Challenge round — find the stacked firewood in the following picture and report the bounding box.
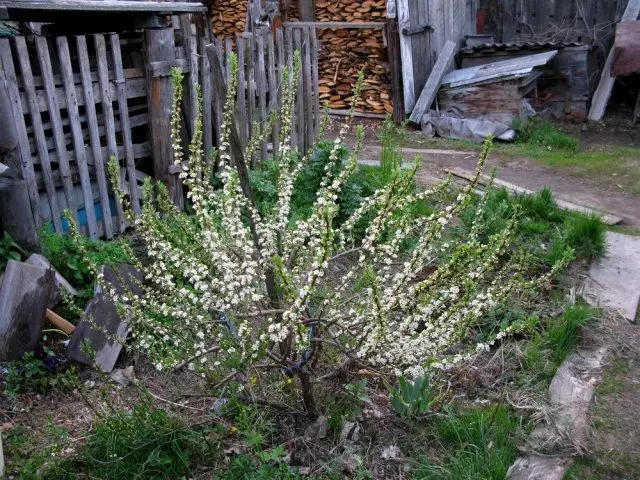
[290,0,392,115]
[211,0,247,38]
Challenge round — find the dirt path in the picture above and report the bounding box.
[360,145,640,228]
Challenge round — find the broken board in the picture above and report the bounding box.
[67,264,142,373]
[0,260,54,360]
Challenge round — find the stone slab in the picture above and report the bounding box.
[584,232,640,322]
[507,456,571,480]
[67,264,141,373]
[0,260,55,360]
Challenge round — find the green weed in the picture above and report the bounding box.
[390,375,435,420]
[547,305,593,365]
[4,351,79,396]
[514,118,578,153]
[413,405,521,480]
[378,116,405,181]
[52,400,221,479]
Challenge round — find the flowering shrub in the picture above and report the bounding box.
[68,52,570,415]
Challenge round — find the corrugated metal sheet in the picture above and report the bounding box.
[441,50,558,88]
[460,42,587,55]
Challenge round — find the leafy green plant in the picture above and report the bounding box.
[4,351,79,396]
[0,232,27,270]
[40,228,132,289]
[564,214,607,261]
[390,375,435,420]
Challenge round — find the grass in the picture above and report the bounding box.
[564,453,640,480]
[518,305,594,387]
[597,357,632,396]
[412,405,522,480]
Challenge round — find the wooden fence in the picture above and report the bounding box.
[0,32,149,239]
[0,21,320,240]
[198,25,320,167]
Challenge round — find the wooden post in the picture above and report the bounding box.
[387,18,405,124]
[144,24,183,208]
[298,0,315,21]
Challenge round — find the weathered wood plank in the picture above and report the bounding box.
[245,34,257,166]
[77,35,113,239]
[200,36,214,163]
[14,37,63,233]
[275,28,285,147]
[144,26,183,208]
[310,26,320,137]
[267,29,279,155]
[409,40,457,124]
[35,37,77,225]
[302,26,313,151]
[285,26,297,150]
[397,0,416,112]
[95,34,125,233]
[236,35,248,147]
[293,28,304,153]
[1,1,206,13]
[386,17,405,123]
[0,38,40,228]
[210,38,223,151]
[57,36,98,238]
[180,14,199,136]
[256,32,268,162]
[110,33,141,215]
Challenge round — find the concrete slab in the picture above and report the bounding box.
[0,260,55,360]
[507,456,571,480]
[584,232,640,322]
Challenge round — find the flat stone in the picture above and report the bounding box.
[548,347,607,446]
[506,456,571,480]
[584,232,640,322]
[67,264,141,373]
[25,253,78,308]
[0,260,55,360]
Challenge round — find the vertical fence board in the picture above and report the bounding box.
[267,30,279,156]
[56,36,99,239]
[256,32,268,162]
[95,34,125,233]
[77,35,113,239]
[225,37,234,83]
[110,33,141,215]
[200,36,214,163]
[293,28,304,153]
[302,27,313,151]
[246,35,257,166]
[14,37,63,233]
[276,28,285,147]
[0,39,41,228]
[310,26,320,137]
[180,15,199,135]
[35,37,77,224]
[284,27,297,150]
[211,38,223,151]
[236,36,248,146]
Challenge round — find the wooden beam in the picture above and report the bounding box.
[409,40,457,125]
[386,17,405,124]
[588,0,640,121]
[283,21,385,29]
[0,1,206,13]
[298,0,315,22]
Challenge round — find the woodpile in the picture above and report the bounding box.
[211,0,247,38]
[290,0,392,115]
